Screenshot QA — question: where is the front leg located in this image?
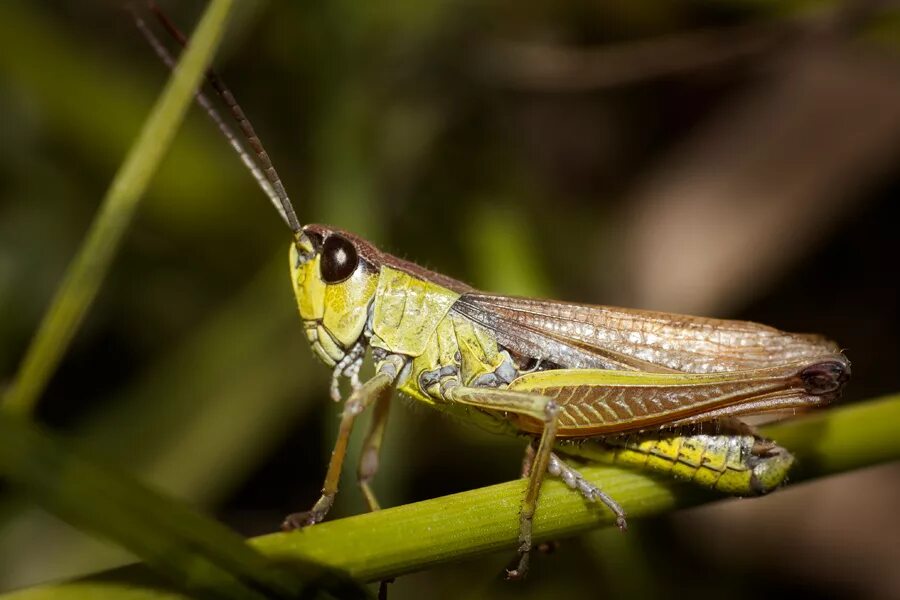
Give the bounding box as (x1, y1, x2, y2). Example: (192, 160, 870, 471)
(282, 354, 404, 530)
(357, 388, 391, 512)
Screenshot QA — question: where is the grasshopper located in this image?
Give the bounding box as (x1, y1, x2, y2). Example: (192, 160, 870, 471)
(137, 4, 850, 579)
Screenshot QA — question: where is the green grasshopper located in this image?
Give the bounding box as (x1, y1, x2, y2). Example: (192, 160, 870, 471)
(137, 5, 850, 579)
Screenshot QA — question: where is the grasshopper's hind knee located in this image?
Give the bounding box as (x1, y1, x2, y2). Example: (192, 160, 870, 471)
(442, 384, 561, 580)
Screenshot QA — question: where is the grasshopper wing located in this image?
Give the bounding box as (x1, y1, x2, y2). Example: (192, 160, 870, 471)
(506, 359, 849, 436)
(452, 293, 843, 374)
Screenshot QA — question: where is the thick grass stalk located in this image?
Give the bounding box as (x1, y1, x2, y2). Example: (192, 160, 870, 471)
(4, 393, 898, 599)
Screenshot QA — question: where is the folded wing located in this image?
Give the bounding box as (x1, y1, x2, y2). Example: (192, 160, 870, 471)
(452, 293, 842, 374)
(506, 358, 849, 436)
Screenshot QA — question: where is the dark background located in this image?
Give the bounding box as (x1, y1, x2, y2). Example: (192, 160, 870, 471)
(1, 1, 899, 598)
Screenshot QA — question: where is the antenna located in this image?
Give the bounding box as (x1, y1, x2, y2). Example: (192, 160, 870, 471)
(130, 1, 302, 234)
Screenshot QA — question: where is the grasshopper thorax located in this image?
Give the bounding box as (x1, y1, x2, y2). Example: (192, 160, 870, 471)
(290, 224, 382, 367)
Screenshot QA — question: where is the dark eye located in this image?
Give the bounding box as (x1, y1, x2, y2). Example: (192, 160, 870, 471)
(320, 235, 359, 283)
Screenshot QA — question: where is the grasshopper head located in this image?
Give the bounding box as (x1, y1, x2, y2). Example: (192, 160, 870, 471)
(289, 224, 381, 367)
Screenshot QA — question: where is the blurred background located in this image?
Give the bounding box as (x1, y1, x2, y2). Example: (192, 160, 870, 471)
(1, 0, 899, 598)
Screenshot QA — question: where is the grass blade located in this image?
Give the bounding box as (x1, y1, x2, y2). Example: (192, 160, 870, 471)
(3, 0, 232, 416)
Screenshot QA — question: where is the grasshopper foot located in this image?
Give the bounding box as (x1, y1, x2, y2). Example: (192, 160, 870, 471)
(280, 511, 320, 531)
(281, 494, 335, 531)
(505, 553, 529, 581)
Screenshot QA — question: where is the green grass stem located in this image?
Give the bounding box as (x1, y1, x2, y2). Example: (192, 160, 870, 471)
(3, 0, 233, 416)
(4, 393, 898, 599)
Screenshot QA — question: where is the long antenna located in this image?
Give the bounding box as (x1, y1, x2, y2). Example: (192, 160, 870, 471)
(130, 1, 302, 234)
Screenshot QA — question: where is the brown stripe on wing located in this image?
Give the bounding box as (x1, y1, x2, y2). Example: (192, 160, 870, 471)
(508, 357, 849, 437)
(453, 293, 842, 374)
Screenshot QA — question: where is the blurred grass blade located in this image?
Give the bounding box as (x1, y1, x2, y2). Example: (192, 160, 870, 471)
(5, 393, 899, 599)
(0, 414, 369, 600)
(2, 0, 233, 416)
(0, 255, 320, 588)
(465, 202, 551, 297)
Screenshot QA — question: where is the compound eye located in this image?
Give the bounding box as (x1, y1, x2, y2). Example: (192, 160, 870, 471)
(320, 235, 359, 283)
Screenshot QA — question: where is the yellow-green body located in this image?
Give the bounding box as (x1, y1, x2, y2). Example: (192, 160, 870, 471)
(291, 244, 517, 435)
(560, 432, 794, 495)
(371, 268, 517, 434)
(290, 242, 795, 496)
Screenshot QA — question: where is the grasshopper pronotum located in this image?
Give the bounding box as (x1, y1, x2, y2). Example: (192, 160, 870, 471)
(136, 4, 850, 579)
